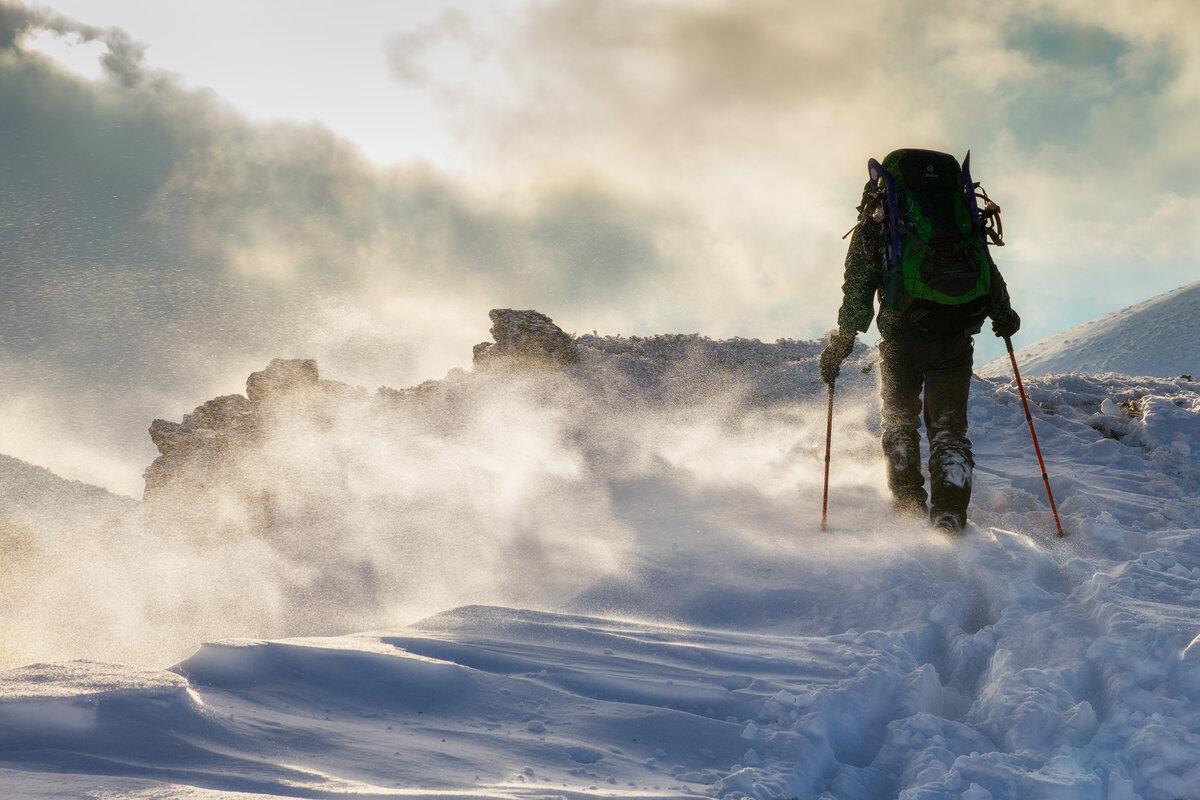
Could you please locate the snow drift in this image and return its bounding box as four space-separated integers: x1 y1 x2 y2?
3 307 1200 799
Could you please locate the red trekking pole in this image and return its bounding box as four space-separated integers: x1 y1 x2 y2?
1005 336 1064 537
821 382 834 531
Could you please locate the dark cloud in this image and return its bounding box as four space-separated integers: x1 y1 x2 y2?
1008 20 1129 71
0 0 144 80
0 1 34 47
0 2 702 493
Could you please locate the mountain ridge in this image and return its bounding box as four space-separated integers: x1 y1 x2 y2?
980 280 1200 379
0 452 139 530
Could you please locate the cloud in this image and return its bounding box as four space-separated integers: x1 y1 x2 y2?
3 0 1200 494
385 8 478 86
382 0 1200 342
0 0 145 81
0 3 711 492
394 0 1195 177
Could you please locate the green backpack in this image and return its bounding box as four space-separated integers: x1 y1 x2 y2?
867 148 1002 334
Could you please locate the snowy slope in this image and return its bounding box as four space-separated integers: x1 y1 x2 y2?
3 332 1200 799
979 280 1200 379
0 453 137 531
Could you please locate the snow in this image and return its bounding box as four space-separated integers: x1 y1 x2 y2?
978 280 1200 380
3 311 1200 798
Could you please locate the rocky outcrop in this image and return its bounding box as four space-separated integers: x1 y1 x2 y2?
143 311 585 509
473 309 579 370
143 358 360 503
246 358 320 405
143 394 258 500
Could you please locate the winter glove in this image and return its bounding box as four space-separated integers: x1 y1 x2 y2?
820 332 855 386
991 308 1020 339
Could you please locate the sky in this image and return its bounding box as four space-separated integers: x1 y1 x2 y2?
2 0 1198 496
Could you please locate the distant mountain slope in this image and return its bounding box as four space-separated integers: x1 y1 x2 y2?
979 280 1200 379
0 453 138 531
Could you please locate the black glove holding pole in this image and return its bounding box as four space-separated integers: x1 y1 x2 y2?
991 307 1021 338
820 332 855 386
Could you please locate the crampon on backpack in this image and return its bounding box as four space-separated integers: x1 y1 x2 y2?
866 148 1004 335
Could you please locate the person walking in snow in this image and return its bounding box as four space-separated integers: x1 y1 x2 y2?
819 149 1021 535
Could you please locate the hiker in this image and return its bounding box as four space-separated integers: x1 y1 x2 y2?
819 149 1021 535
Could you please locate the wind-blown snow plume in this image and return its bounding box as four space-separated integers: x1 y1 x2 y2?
0 319 891 670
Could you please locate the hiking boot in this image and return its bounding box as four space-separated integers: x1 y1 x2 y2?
931 512 963 537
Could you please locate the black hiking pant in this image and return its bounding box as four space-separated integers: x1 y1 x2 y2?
877 328 975 528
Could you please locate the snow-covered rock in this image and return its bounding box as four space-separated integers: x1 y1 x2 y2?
143 358 362 504
245 357 321 405
473 308 581 370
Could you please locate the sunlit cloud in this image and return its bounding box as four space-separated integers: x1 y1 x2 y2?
384 0 1200 328
19 27 106 80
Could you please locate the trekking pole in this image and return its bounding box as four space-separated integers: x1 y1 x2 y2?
821 381 834 531
1005 336 1065 537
